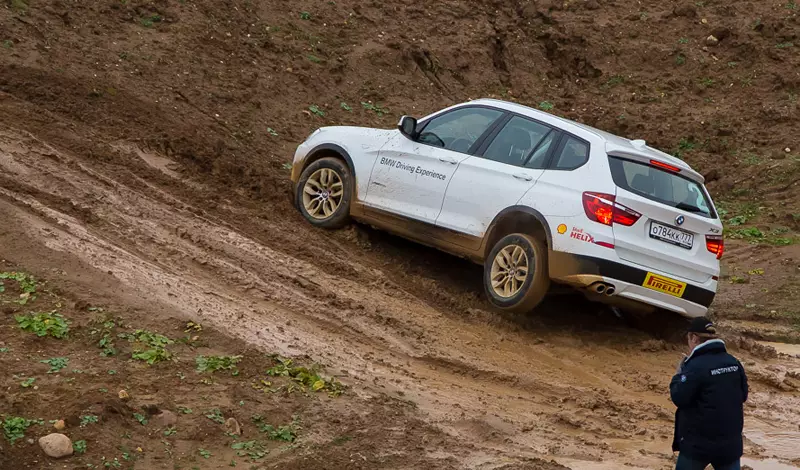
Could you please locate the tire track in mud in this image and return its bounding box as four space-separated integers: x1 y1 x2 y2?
1 128 799 469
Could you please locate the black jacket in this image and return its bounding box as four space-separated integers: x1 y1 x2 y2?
670 339 748 463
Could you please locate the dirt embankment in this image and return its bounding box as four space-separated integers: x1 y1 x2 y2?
1 0 799 469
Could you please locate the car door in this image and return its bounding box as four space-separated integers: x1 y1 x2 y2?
435 115 560 247
364 106 505 224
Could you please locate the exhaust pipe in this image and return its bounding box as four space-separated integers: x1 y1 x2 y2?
593 283 606 294
605 287 616 296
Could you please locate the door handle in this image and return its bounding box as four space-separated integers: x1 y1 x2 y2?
513 173 533 181
438 156 457 165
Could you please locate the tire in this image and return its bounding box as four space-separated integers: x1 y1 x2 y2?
484 233 550 314
295 157 352 229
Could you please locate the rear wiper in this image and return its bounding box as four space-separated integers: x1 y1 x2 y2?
676 202 705 214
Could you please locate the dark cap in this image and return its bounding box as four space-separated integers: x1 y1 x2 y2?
688 316 717 335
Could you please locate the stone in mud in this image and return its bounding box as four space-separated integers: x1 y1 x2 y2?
53 420 66 431
38 433 73 458
224 417 241 436
705 35 719 47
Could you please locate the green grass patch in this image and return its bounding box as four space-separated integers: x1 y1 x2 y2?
361 101 388 116
196 355 242 375
41 357 69 373
538 101 554 111
2 416 41 444
265 356 345 396
251 415 299 442
118 329 173 364
16 311 70 338
0 271 38 304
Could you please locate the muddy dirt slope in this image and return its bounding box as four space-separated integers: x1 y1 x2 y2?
1 0 800 469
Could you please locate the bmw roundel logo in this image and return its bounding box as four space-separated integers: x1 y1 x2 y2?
676 215 685 226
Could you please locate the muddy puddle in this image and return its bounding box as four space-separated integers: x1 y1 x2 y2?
759 341 800 358
742 458 800 470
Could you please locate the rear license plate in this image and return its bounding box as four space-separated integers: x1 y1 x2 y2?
649 221 693 249
643 272 687 298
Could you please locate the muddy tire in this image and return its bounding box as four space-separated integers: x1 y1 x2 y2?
484 233 550 314
295 157 352 229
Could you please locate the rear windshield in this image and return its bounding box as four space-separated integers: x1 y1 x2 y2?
608 156 716 219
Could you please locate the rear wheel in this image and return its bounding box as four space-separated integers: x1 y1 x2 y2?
295 157 352 229
484 233 550 314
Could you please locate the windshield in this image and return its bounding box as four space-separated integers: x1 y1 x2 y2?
608 156 716 219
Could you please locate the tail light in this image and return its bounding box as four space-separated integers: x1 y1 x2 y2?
582 192 642 227
706 235 724 260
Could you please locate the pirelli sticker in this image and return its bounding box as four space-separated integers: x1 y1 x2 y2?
643 272 687 298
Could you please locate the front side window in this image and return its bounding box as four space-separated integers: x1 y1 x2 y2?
552 137 589 170
482 116 553 167
609 156 715 218
417 107 504 154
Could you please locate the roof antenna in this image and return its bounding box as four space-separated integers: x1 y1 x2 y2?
631 139 647 148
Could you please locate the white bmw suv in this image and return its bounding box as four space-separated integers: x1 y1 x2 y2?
290 99 724 318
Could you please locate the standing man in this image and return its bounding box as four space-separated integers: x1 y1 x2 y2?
670 317 749 470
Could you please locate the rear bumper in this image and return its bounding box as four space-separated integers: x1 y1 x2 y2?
549 251 716 318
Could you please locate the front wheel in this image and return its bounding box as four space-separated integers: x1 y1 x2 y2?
484 233 550 314
295 157 352 229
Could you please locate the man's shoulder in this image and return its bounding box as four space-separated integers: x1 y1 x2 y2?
687 350 742 372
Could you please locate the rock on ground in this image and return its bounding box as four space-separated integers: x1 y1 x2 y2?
38 433 73 458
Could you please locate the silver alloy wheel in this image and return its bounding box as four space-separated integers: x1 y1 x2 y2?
490 244 529 298
302 168 344 219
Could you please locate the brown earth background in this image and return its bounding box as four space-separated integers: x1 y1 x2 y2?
1 0 799 469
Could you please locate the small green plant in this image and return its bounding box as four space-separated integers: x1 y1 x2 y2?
776 42 794 49
741 153 761 165
538 101 554 111
267 127 278 137
675 54 686 65
140 13 163 28
788 0 798 9
177 406 193 414
748 268 765 275
299 11 311 20
119 329 173 364
133 413 148 425
309 105 325 117
1 272 38 304
700 77 715 87
252 415 299 442
307 54 322 63
604 75 625 88
16 311 70 338
2 40 12 48
0 347 8 353
41 357 69 373
164 427 177 436
729 276 749 284
727 61 738 68
103 457 122 468
2 416 40 444
73 440 87 454
199 449 212 459
20 377 36 388
728 215 747 226
205 408 225 424
678 38 689 44
361 101 388 116
80 415 99 427
231 440 268 461
196 355 242 375
265 356 346 396
340 102 352 111
674 138 696 158
9 0 27 13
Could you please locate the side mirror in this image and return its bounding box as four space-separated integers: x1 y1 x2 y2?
398 115 418 140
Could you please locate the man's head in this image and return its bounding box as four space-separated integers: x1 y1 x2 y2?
687 316 718 349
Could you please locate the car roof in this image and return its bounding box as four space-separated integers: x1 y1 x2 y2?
468 98 702 181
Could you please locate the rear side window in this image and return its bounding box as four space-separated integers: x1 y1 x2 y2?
551 137 589 170
482 116 552 167
608 156 715 218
